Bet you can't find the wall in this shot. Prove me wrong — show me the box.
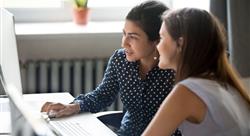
[16,33,122,62]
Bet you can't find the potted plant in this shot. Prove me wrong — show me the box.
[72,0,90,25]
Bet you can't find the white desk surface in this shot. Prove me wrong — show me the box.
[0,92,74,135]
[23,92,74,111]
[1,92,117,136]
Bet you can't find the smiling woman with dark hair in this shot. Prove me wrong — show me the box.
[41,1,182,136]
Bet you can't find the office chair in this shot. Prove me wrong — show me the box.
[95,110,124,132]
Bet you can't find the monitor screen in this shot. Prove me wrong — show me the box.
[0,8,22,95]
[1,79,56,136]
[0,8,55,136]
[0,67,5,95]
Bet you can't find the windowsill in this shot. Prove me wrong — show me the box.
[15,21,124,36]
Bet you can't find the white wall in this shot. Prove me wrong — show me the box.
[16,33,122,62]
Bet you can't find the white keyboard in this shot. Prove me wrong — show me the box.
[49,120,92,136]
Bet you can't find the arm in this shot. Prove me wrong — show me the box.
[142,84,207,136]
[73,50,120,113]
[41,50,120,116]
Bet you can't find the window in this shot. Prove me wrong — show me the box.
[0,0,62,8]
[1,0,209,22]
[1,0,70,22]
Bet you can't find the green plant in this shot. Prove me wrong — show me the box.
[74,0,88,8]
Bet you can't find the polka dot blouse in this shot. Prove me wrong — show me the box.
[73,49,182,136]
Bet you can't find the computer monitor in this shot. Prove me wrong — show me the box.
[0,74,56,136]
[0,8,52,136]
[0,8,22,95]
[0,67,5,95]
[0,9,3,95]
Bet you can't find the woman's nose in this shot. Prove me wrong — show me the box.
[121,36,129,48]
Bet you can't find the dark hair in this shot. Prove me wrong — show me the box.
[163,8,250,105]
[126,0,168,42]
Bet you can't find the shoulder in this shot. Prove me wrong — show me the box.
[171,83,203,104]
[176,78,219,111]
[157,83,207,125]
[109,49,126,62]
[172,83,207,123]
[107,49,131,70]
[178,78,214,95]
[111,49,125,58]
[177,78,210,101]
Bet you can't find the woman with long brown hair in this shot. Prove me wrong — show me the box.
[142,8,250,136]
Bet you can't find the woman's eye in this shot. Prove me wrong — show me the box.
[129,35,137,39]
[129,36,134,39]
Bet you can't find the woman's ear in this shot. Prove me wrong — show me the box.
[152,39,160,46]
[152,40,160,47]
[177,37,184,52]
[178,37,184,46]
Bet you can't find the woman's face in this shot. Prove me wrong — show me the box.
[157,22,179,70]
[122,20,156,62]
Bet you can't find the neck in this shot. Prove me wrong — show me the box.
[139,51,159,79]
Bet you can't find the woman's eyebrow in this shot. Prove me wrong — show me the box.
[127,32,141,37]
[123,29,141,37]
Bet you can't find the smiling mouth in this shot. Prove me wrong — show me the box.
[125,50,133,55]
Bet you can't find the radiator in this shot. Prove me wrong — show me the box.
[20,59,123,111]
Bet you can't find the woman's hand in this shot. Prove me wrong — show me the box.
[41,102,80,118]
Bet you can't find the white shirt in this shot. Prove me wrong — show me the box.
[178,78,250,136]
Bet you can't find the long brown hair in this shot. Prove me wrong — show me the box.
[163,8,250,105]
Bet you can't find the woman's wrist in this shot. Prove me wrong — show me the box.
[71,103,80,114]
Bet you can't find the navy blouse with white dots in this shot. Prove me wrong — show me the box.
[73,49,181,136]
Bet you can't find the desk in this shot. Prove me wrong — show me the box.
[1,92,116,136]
[23,92,74,111]
[0,92,73,135]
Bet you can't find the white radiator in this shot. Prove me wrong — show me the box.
[20,59,123,111]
